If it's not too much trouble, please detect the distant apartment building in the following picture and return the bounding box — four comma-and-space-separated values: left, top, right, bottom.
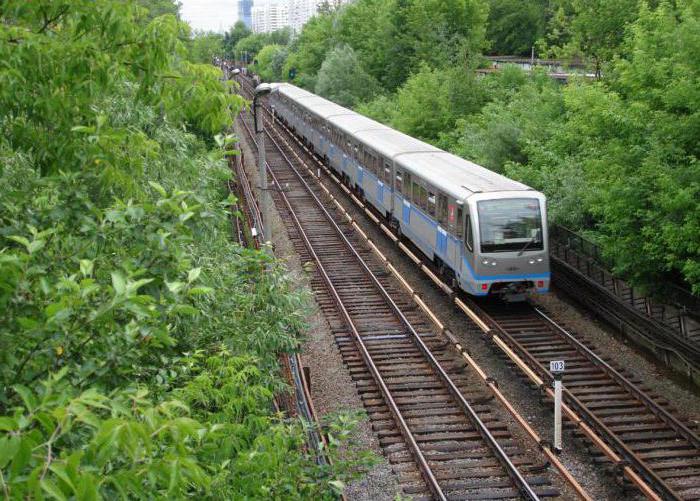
237, 0, 253, 29
252, 0, 289, 33
252, 0, 351, 33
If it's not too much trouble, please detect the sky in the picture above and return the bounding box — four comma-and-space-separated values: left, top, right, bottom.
179, 0, 238, 33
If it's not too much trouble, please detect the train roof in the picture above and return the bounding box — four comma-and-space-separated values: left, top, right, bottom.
396, 151, 531, 198
327, 114, 388, 136
275, 83, 314, 100
273, 83, 537, 200
352, 128, 439, 158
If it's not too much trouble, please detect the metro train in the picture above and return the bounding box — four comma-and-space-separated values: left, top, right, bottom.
268, 83, 550, 301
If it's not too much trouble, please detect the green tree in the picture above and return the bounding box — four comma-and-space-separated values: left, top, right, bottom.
0, 1, 376, 497
284, 13, 337, 89
335, 0, 396, 86
134, 0, 181, 20
256, 44, 288, 81
486, 0, 548, 56
404, 0, 489, 68
223, 20, 252, 59
315, 44, 381, 107
543, 0, 639, 73
189, 30, 224, 64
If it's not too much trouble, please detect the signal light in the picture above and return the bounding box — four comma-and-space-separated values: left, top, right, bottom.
537, 280, 544, 288
481, 284, 488, 291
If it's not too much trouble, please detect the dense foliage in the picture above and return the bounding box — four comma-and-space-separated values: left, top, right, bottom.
244, 0, 700, 296
0, 0, 373, 498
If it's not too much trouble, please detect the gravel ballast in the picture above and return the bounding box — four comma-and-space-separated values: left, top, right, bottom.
235, 124, 401, 500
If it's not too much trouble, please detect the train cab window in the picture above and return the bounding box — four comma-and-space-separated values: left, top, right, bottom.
465, 213, 473, 251
437, 194, 448, 225
427, 190, 436, 217
395, 169, 403, 193
455, 205, 464, 238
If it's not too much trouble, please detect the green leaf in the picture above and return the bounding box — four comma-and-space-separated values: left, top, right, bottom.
187, 267, 201, 283
13, 385, 37, 412
171, 304, 199, 316
41, 478, 68, 501
0, 416, 18, 431
329, 479, 345, 494
71, 125, 95, 134
111, 272, 126, 296
80, 259, 94, 277
8, 235, 31, 250
166, 281, 184, 293
0, 436, 20, 468
148, 181, 168, 197
49, 463, 76, 493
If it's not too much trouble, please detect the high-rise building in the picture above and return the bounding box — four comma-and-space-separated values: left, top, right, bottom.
252, 0, 352, 33
252, 0, 290, 33
237, 0, 254, 29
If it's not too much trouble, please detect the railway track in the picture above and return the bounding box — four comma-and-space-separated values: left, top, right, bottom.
236, 99, 559, 499
473, 301, 700, 500
233, 75, 700, 500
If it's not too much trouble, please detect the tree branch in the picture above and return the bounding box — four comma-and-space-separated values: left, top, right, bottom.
38, 5, 70, 34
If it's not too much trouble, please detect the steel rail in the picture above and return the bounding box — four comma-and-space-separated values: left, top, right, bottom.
470, 301, 685, 501
240, 116, 448, 500
241, 107, 543, 501
534, 307, 700, 450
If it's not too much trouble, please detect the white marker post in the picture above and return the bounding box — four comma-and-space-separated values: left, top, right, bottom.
550, 360, 565, 453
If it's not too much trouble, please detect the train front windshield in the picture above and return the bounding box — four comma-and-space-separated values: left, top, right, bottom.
477, 198, 543, 253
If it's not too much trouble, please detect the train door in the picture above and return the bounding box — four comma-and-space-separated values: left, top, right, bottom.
461, 204, 478, 293
436, 227, 448, 256
383, 160, 393, 216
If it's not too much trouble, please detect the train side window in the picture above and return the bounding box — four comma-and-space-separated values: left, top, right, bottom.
418, 184, 428, 210
455, 205, 464, 238
395, 168, 403, 193
437, 193, 448, 225
384, 161, 392, 184
427, 190, 436, 217
412, 180, 420, 206
465, 213, 473, 251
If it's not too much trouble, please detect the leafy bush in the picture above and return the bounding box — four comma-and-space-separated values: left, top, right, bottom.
0, 1, 376, 498
315, 45, 381, 108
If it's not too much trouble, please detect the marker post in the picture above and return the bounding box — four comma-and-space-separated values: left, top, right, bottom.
549, 360, 565, 453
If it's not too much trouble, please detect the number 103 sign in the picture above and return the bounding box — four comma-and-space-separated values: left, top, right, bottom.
549, 360, 565, 373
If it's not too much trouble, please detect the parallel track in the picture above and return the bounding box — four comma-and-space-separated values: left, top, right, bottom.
473, 301, 700, 500
237, 101, 558, 500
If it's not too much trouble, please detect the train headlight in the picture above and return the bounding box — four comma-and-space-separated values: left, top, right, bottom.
491, 261, 497, 266
528, 259, 536, 265
536, 257, 543, 262
482, 259, 489, 265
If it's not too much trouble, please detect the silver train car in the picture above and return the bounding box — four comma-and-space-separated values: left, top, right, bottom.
269, 83, 550, 300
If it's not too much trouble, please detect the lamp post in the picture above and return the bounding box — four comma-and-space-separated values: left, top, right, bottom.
253, 83, 273, 249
